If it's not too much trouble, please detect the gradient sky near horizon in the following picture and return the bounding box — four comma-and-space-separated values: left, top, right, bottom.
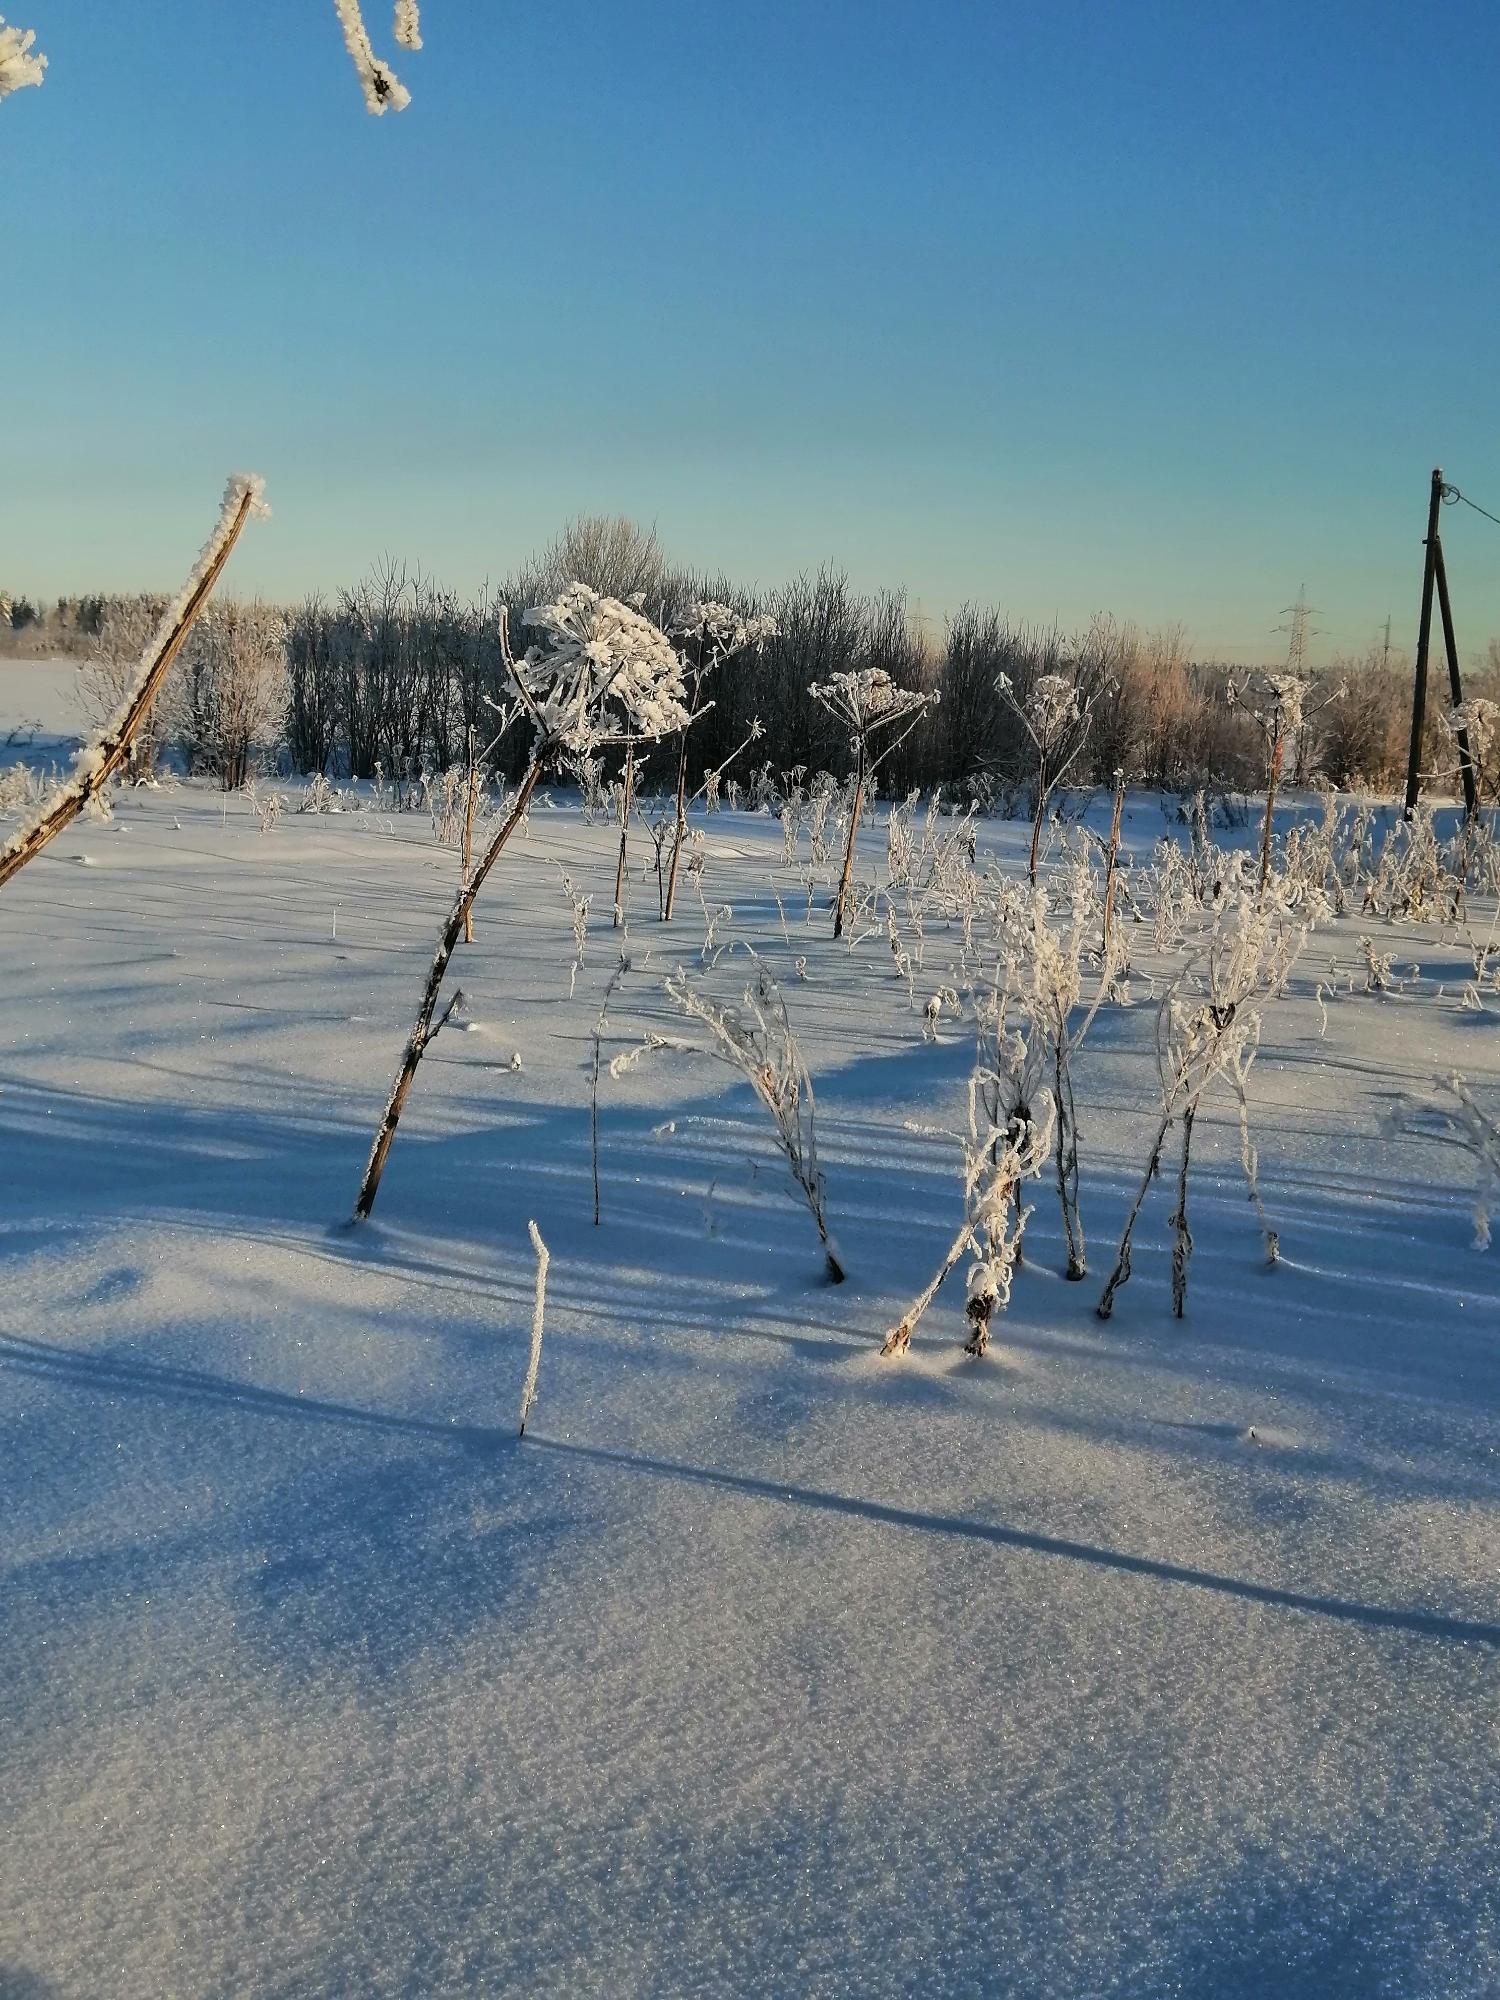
4, 0, 1499, 663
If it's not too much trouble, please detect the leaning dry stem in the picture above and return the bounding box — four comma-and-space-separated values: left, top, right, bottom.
613, 739, 636, 927
833, 752, 867, 940
0, 475, 263, 891
354, 758, 543, 1218
881, 1217, 974, 1357
461, 726, 478, 944
517, 1219, 550, 1436
1101, 768, 1126, 965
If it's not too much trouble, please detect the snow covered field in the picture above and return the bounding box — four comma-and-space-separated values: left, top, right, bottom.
2, 667, 1498, 1998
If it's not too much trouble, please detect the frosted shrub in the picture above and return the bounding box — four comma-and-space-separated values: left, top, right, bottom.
882, 1020, 1055, 1357
809, 669, 937, 937
180, 602, 289, 789
1361, 808, 1458, 923
666, 954, 844, 1282
1097, 904, 1305, 1320
0, 15, 45, 97
354, 587, 690, 1220
0, 474, 267, 893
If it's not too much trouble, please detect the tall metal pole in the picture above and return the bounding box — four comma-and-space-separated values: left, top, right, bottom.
1403, 467, 1445, 816
1432, 539, 1478, 819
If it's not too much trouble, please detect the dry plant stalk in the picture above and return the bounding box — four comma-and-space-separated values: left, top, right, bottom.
354, 588, 689, 1221
809, 668, 937, 938
1019, 874, 1120, 1281
0, 475, 266, 892
1096, 906, 1301, 1321
1101, 767, 1126, 967
1228, 672, 1341, 906
882, 1024, 1054, 1357
613, 737, 637, 927
667, 953, 845, 1281
517, 1220, 550, 1436
462, 725, 478, 944
662, 604, 774, 922
355, 768, 541, 1217
998, 664, 1107, 885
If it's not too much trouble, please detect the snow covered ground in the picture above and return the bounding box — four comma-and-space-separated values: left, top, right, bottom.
1, 667, 1498, 1998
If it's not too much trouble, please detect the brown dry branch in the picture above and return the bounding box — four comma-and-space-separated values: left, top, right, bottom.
667, 953, 844, 1281
0, 474, 265, 892
354, 589, 690, 1221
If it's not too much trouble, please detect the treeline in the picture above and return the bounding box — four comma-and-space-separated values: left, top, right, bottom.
11, 517, 1499, 799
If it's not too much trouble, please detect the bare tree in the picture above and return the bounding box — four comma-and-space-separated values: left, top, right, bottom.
179, 602, 289, 789
75, 599, 170, 782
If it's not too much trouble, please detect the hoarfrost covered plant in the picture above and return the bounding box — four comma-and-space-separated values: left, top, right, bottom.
0, 15, 45, 97
660, 601, 775, 921
333, 0, 414, 112
354, 588, 691, 1220
0, 474, 268, 892
882, 1020, 1055, 1358
809, 667, 937, 938
1097, 903, 1304, 1321
667, 954, 845, 1282
514, 586, 689, 755
1228, 671, 1342, 902
998, 663, 1107, 884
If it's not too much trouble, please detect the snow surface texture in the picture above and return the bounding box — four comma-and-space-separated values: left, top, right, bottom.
1, 675, 1498, 1997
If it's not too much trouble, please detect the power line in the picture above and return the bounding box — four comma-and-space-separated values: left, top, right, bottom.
1440, 482, 1500, 530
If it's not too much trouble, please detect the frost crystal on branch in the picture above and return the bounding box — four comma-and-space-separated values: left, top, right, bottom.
809, 667, 931, 740
882, 1023, 1055, 1357
332, 0, 412, 112
0, 474, 268, 891
393, 0, 423, 51
0, 15, 45, 97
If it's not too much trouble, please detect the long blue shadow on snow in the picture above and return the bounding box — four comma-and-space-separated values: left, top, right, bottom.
526, 1435, 1500, 1650
5, 1330, 1496, 1649
0, 1333, 506, 1454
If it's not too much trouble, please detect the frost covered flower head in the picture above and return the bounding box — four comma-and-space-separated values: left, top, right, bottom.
1228, 671, 1321, 737
0, 15, 46, 97
677, 602, 778, 658
513, 584, 691, 755
809, 667, 934, 739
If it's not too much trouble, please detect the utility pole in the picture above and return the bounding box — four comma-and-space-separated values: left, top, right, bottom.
1403, 466, 1476, 818
1403, 469, 1445, 817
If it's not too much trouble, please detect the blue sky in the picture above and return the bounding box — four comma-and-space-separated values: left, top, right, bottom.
4, 0, 1499, 660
